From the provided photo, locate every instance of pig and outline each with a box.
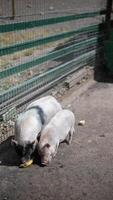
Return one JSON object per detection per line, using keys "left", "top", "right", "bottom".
{"left": 12, "top": 96, "right": 62, "bottom": 164}
{"left": 38, "top": 109, "right": 75, "bottom": 165}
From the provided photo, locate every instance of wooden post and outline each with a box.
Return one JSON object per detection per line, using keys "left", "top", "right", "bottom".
{"left": 11, "top": 0, "right": 15, "bottom": 19}
{"left": 105, "top": 0, "right": 112, "bottom": 39}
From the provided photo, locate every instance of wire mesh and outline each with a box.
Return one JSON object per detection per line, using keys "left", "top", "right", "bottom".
{"left": 0, "top": 0, "right": 108, "bottom": 143}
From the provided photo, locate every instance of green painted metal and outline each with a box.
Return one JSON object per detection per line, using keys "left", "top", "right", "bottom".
{"left": 104, "top": 30, "right": 113, "bottom": 72}
{"left": 0, "top": 10, "right": 105, "bottom": 33}
{"left": 110, "top": 29, "right": 113, "bottom": 40}
{"left": 0, "top": 50, "right": 96, "bottom": 103}
{"left": 0, "top": 24, "right": 99, "bottom": 56}
{"left": 104, "top": 40, "right": 113, "bottom": 71}
{"left": 0, "top": 36, "right": 103, "bottom": 79}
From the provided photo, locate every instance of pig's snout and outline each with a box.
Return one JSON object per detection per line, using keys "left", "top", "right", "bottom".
{"left": 41, "top": 160, "right": 49, "bottom": 166}
{"left": 41, "top": 158, "right": 49, "bottom": 166}
{"left": 21, "top": 156, "right": 30, "bottom": 164}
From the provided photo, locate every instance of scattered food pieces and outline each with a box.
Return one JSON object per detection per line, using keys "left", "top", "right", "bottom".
{"left": 88, "top": 139, "right": 92, "bottom": 143}
{"left": 19, "top": 159, "right": 33, "bottom": 168}
{"left": 99, "top": 134, "right": 105, "bottom": 138}
{"left": 59, "top": 164, "right": 64, "bottom": 168}
{"left": 78, "top": 120, "right": 85, "bottom": 126}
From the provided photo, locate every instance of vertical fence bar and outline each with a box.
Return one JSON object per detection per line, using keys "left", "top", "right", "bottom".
{"left": 105, "top": 0, "right": 112, "bottom": 39}
{"left": 11, "top": 0, "right": 15, "bottom": 19}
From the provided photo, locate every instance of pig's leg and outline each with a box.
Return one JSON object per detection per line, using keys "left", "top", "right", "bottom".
{"left": 66, "top": 127, "right": 75, "bottom": 145}
{"left": 52, "top": 143, "right": 59, "bottom": 158}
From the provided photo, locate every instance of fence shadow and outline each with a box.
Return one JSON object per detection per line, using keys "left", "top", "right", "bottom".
{"left": 94, "top": 20, "right": 113, "bottom": 83}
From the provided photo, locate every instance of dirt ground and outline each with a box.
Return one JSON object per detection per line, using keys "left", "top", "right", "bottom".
{"left": 1, "top": 78, "right": 113, "bottom": 200}
{"left": 0, "top": 0, "right": 106, "bottom": 22}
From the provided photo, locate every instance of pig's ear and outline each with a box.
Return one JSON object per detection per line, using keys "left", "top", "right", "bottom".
{"left": 31, "top": 140, "right": 37, "bottom": 148}
{"left": 11, "top": 139, "right": 18, "bottom": 146}
{"left": 31, "top": 140, "right": 35, "bottom": 145}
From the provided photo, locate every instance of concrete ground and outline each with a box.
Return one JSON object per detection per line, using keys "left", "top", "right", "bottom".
{"left": 1, "top": 78, "right": 113, "bottom": 200}
{"left": 0, "top": 0, "right": 106, "bottom": 22}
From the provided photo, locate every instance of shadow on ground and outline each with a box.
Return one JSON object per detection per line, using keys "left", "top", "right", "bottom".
{"left": 0, "top": 136, "right": 20, "bottom": 166}
{"left": 0, "top": 136, "right": 47, "bottom": 167}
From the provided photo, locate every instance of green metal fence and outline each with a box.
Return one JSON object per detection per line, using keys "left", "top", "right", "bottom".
{"left": 0, "top": 10, "right": 106, "bottom": 142}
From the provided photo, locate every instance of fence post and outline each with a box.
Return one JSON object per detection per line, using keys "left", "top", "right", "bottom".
{"left": 105, "top": 0, "right": 112, "bottom": 39}
{"left": 11, "top": 0, "right": 15, "bottom": 19}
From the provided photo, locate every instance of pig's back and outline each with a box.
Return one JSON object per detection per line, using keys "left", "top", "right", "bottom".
{"left": 15, "top": 110, "right": 41, "bottom": 144}
{"left": 41, "top": 109, "right": 75, "bottom": 142}
{"left": 51, "top": 109, "right": 75, "bottom": 127}
{"left": 27, "top": 96, "right": 62, "bottom": 124}
{"left": 27, "top": 96, "right": 53, "bottom": 108}
{"left": 52, "top": 110, "right": 75, "bottom": 142}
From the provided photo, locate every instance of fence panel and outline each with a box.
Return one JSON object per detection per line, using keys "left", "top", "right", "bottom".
{"left": 0, "top": 1, "right": 106, "bottom": 143}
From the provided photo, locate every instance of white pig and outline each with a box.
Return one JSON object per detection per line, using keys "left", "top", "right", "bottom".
{"left": 12, "top": 95, "right": 62, "bottom": 163}
{"left": 38, "top": 109, "right": 75, "bottom": 165}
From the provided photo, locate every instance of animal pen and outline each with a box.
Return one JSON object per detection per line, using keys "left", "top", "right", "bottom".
{"left": 0, "top": 0, "right": 113, "bottom": 143}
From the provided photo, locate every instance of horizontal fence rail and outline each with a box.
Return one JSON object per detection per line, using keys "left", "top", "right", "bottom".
{"left": 0, "top": 10, "right": 106, "bottom": 128}
{"left": 0, "top": 36, "right": 103, "bottom": 79}
{"left": 0, "top": 50, "right": 96, "bottom": 104}
{"left": 0, "top": 24, "right": 99, "bottom": 56}
{"left": 0, "top": 10, "right": 105, "bottom": 33}
{"left": 0, "top": 61, "right": 94, "bottom": 119}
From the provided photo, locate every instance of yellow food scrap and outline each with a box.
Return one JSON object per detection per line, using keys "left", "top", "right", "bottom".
{"left": 19, "top": 159, "right": 33, "bottom": 168}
